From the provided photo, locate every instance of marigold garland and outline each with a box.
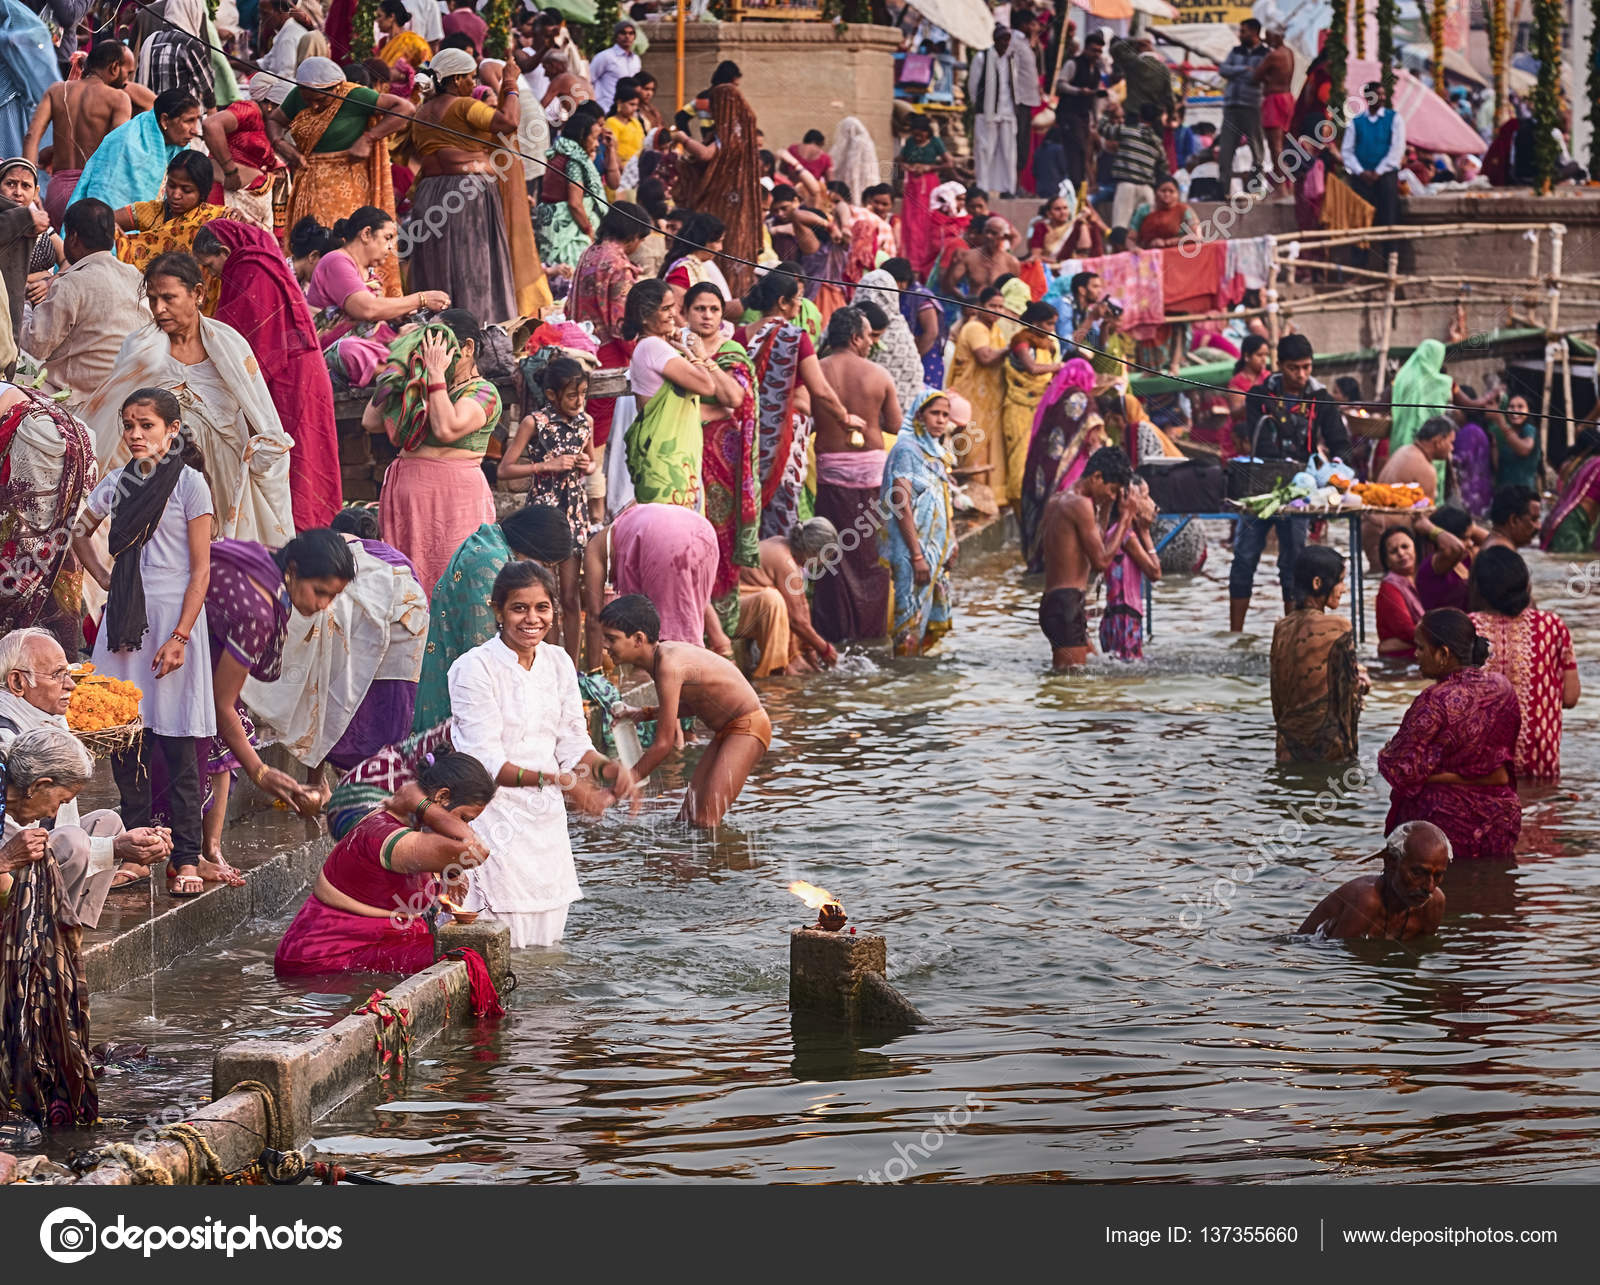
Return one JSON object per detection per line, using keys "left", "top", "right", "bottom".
{"left": 1589, "top": 0, "right": 1600, "bottom": 175}
{"left": 1530, "top": 0, "right": 1564, "bottom": 192}
{"left": 1376, "top": 0, "right": 1398, "bottom": 108}
{"left": 1328, "top": 0, "right": 1349, "bottom": 118}
{"left": 1488, "top": 0, "right": 1509, "bottom": 126}
{"left": 350, "top": 0, "right": 381, "bottom": 61}
{"left": 483, "top": 0, "right": 513, "bottom": 59}
{"left": 1353, "top": 0, "right": 1365, "bottom": 59}
{"left": 1429, "top": 0, "right": 1447, "bottom": 97}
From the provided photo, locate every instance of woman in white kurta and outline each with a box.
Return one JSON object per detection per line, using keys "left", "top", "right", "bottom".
{"left": 72, "top": 388, "right": 217, "bottom": 895}
{"left": 446, "top": 561, "right": 633, "bottom": 946}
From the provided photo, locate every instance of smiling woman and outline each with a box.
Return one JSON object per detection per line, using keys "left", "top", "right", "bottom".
{"left": 446, "top": 560, "right": 630, "bottom": 947}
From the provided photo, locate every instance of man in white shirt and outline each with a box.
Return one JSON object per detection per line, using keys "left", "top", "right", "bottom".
{"left": 588, "top": 20, "right": 641, "bottom": 112}
{"left": 968, "top": 25, "right": 1020, "bottom": 197}
{"left": 19, "top": 199, "right": 147, "bottom": 410}
{"left": 254, "top": 0, "right": 310, "bottom": 80}
{"left": 1010, "top": 13, "right": 1043, "bottom": 194}
{"left": 1341, "top": 81, "right": 1406, "bottom": 226}
{"left": 0, "top": 629, "right": 172, "bottom": 894}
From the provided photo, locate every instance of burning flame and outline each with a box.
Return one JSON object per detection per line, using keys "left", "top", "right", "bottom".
{"left": 788, "top": 880, "right": 838, "bottom": 910}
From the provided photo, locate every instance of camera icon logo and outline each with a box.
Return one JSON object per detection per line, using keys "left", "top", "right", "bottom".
{"left": 40, "top": 1208, "right": 98, "bottom": 1263}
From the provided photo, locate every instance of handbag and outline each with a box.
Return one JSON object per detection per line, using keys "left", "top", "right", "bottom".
{"left": 899, "top": 53, "right": 934, "bottom": 88}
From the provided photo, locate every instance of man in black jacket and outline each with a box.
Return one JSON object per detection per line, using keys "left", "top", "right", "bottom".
{"left": 1231, "top": 333, "right": 1352, "bottom": 631}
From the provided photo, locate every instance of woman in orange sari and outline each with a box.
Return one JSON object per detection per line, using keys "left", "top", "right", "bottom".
{"left": 406, "top": 48, "right": 549, "bottom": 322}
{"left": 267, "top": 57, "right": 414, "bottom": 296}
{"left": 671, "top": 81, "right": 762, "bottom": 301}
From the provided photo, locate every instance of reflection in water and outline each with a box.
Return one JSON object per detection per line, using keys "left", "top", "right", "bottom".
{"left": 84, "top": 537, "right": 1600, "bottom": 1182}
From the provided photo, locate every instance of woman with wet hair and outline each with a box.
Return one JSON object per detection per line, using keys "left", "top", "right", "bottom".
{"left": 1378, "top": 607, "right": 1522, "bottom": 859}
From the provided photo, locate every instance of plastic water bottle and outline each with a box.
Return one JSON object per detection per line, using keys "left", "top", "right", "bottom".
{"left": 610, "top": 703, "right": 643, "bottom": 772}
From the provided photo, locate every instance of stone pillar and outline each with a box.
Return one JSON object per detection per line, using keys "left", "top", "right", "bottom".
{"left": 789, "top": 926, "right": 926, "bottom": 1029}
{"left": 640, "top": 21, "right": 903, "bottom": 188}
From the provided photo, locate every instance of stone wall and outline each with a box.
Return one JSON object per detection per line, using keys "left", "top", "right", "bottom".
{"left": 639, "top": 20, "right": 902, "bottom": 190}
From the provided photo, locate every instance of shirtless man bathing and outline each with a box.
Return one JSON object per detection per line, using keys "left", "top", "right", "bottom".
{"left": 1038, "top": 445, "right": 1136, "bottom": 670}
{"left": 1299, "top": 820, "right": 1450, "bottom": 941}
{"left": 23, "top": 41, "right": 148, "bottom": 229}
{"left": 601, "top": 594, "right": 770, "bottom": 828}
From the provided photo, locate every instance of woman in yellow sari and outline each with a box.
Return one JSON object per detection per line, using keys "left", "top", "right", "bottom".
{"left": 113, "top": 151, "right": 226, "bottom": 271}
{"left": 114, "top": 152, "right": 227, "bottom": 310}
{"left": 947, "top": 284, "right": 1009, "bottom": 496}
{"left": 375, "top": 1, "right": 433, "bottom": 69}
{"left": 406, "top": 48, "right": 549, "bottom": 322}
{"left": 268, "top": 57, "right": 414, "bottom": 296}
{"left": 1001, "top": 301, "right": 1063, "bottom": 505}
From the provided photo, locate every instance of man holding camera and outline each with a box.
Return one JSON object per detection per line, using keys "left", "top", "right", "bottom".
{"left": 1230, "top": 333, "right": 1352, "bottom": 631}
{"left": 1067, "top": 270, "right": 1120, "bottom": 358}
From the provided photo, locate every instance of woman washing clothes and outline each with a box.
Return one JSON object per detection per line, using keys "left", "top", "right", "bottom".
{"left": 274, "top": 749, "right": 495, "bottom": 975}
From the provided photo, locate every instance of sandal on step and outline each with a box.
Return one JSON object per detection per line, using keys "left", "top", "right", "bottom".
{"left": 167, "top": 869, "right": 204, "bottom": 898}
{"left": 111, "top": 864, "right": 151, "bottom": 890}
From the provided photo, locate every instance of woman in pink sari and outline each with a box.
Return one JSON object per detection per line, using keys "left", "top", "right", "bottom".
{"left": 1018, "top": 359, "right": 1105, "bottom": 572}
{"left": 897, "top": 115, "right": 946, "bottom": 278}
{"left": 193, "top": 219, "right": 343, "bottom": 529}
{"left": 1378, "top": 608, "right": 1522, "bottom": 860}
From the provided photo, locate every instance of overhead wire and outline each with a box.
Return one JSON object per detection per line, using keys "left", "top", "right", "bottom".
{"left": 119, "top": 12, "right": 1597, "bottom": 430}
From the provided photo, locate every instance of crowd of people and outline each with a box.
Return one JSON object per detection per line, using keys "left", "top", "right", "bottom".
{"left": 0, "top": 2, "right": 1596, "bottom": 1132}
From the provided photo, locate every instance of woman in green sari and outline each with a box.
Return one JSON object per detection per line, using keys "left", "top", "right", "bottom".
{"left": 621, "top": 279, "right": 741, "bottom": 513}
{"left": 684, "top": 281, "right": 762, "bottom": 634}
{"left": 409, "top": 506, "right": 574, "bottom": 734}
{"left": 536, "top": 111, "right": 604, "bottom": 272}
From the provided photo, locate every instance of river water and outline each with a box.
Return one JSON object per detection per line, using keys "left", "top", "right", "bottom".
{"left": 88, "top": 528, "right": 1600, "bottom": 1183}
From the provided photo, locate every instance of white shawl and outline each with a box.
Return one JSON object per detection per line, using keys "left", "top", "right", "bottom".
{"left": 240, "top": 539, "right": 429, "bottom": 767}
{"left": 78, "top": 318, "right": 294, "bottom": 548}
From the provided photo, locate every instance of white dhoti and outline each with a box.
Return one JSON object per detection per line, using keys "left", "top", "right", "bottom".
{"left": 974, "top": 115, "right": 1018, "bottom": 195}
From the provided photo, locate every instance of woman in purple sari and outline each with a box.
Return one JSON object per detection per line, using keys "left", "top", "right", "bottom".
{"left": 200, "top": 531, "right": 356, "bottom": 873}
{"left": 1451, "top": 419, "right": 1494, "bottom": 519}
{"left": 1378, "top": 607, "right": 1522, "bottom": 860}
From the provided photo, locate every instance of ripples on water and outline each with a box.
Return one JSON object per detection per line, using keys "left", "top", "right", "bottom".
{"left": 91, "top": 527, "right": 1600, "bottom": 1182}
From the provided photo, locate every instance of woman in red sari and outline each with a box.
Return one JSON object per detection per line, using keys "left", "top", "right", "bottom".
{"left": 275, "top": 750, "right": 496, "bottom": 975}
{"left": 897, "top": 115, "right": 946, "bottom": 278}
{"left": 193, "top": 220, "right": 343, "bottom": 529}
{"left": 1378, "top": 608, "right": 1522, "bottom": 860}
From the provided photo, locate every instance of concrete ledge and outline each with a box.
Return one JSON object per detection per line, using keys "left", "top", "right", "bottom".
{"left": 80, "top": 924, "right": 512, "bottom": 1183}
{"left": 85, "top": 833, "right": 328, "bottom": 996}
{"left": 954, "top": 508, "right": 1016, "bottom": 559}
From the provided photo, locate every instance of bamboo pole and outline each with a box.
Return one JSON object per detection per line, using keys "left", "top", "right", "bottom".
{"left": 1562, "top": 338, "right": 1576, "bottom": 447}
{"left": 1374, "top": 251, "right": 1400, "bottom": 395}
{"left": 1264, "top": 234, "right": 1280, "bottom": 354}
{"left": 1542, "top": 223, "right": 1564, "bottom": 443}
{"left": 1282, "top": 221, "right": 1559, "bottom": 251}
{"left": 675, "top": 0, "right": 686, "bottom": 112}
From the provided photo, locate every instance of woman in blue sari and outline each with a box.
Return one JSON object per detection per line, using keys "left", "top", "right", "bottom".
{"left": 409, "top": 505, "right": 573, "bottom": 734}
{"left": 73, "top": 87, "right": 204, "bottom": 212}
{"left": 881, "top": 389, "right": 957, "bottom": 656}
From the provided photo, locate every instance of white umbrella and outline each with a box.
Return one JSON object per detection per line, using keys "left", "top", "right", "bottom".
{"left": 899, "top": 0, "right": 994, "bottom": 50}
{"left": 1130, "top": 0, "right": 1180, "bottom": 17}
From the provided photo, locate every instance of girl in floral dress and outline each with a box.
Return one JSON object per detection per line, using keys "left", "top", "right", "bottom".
{"left": 497, "top": 358, "right": 594, "bottom": 662}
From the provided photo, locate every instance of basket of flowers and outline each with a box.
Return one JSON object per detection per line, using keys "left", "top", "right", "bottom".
{"left": 65, "top": 665, "right": 144, "bottom": 757}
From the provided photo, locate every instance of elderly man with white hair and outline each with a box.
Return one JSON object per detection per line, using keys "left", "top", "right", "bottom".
{"left": 0, "top": 628, "right": 171, "bottom": 888}
{"left": 1299, "top": 820, "right": 1452, "bottom": 941}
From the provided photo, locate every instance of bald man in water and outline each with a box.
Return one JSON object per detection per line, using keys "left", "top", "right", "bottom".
{"left": 1299, "top": 821, "right": 1450, "bottom": 941}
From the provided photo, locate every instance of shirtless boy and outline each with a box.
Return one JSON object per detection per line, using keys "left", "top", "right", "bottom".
{"left": 600, "top": 594, "right": 769, "bottom": 828}
{"left": 23, "top": 42, "right": 136, "bottom": 226}
{"left": 1038, "top": 445, "right": 1134, "bottom": 669}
